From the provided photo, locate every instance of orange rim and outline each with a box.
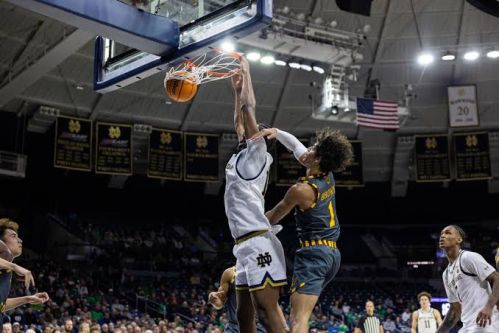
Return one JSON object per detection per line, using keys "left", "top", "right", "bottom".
{"left": 183, "top": 48, "right": 241, "bottom": 77}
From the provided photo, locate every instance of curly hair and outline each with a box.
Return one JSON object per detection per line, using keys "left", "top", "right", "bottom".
{"left": 315, "top": 128, "right": 353, "bottom": 173}
{"left": 0, "top": 218, "right": 19, "bottom": 241}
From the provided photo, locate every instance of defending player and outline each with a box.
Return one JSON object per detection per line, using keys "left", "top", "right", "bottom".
{"left": 258, "top": 127, "right": 353, "bottom": 333}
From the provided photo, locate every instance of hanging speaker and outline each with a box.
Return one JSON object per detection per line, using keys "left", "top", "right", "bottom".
{"left": 467, "top": 0, "right": 499, "bottom": 18}
{"left": 336, "top": 0, "right": 373, "bottom": 17}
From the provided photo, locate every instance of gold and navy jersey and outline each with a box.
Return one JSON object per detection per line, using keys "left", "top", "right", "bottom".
{"left": 0, "top": 269, "right": 12, "bottom": 313}
{"left": 294, "top": 172, "right": 340, "bottom": 242}
{"left": 496, "top": 247, "right": 498, "bottom": 270}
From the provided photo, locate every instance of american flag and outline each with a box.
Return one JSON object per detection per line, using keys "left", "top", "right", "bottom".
{"left": 356, "top": 97, "right": 399, "bottom": 130}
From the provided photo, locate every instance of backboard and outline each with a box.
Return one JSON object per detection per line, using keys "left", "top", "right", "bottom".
{"left": 94, "top": 0, "right": 272, "bottom": 93}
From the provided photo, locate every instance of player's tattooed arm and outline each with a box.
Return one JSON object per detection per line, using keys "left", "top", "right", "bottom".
{"left": 436, "top": 302, "right": 461, "bottom": 333}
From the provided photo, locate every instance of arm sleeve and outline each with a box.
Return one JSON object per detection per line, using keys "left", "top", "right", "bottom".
{"left": 442, "top": 270, "right": 459, "bottom": 303}
{"left": 461, "top": 251, "right": 495, "bottom": 282}
{"left": 235, "top": 137, "right": 267, "bottom": 180}
{"left": 275, "top": 129, "right": 308, "bottom": 161}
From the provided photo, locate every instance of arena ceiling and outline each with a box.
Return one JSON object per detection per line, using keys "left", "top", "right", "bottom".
{"left": 1, "top": 0, "right": 499, "bottom": 183}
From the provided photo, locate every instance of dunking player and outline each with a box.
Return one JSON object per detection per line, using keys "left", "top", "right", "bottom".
{"left": 224, "top": 57, "right": 287, "bottom": 333}
{"left": 208, "top": 266, "right": 266, "bottom": 333}
{"left": 0, "top": 218, "right": 50, "bottom": 325}
{"left": 257, "top": 127, "right": 353, "bottom": 333}
{"left": 411, "top": 292, "right": 442, "bottom": 333}
{"left": 437, "top": 225, "right": 499, "bottom": 333}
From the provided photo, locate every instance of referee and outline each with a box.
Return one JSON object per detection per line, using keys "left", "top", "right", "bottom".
{"left": 354, "top": 301, "right": 384, "bottom": 333}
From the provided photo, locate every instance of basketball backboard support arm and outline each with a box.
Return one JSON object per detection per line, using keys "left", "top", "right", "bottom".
{"left": 94, "top": 0, "right": 272, "bottom": 93}
{"left": 7, "top": 0, "right": 179, "bottom": 56}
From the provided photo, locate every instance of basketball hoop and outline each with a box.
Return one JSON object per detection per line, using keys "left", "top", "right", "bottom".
{"left": 163, "top": 48, "right": 241, "bottom": 86}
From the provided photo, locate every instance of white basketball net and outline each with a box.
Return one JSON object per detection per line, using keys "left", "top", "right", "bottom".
{"left": 164, "top": 49, "right": 241, "bottom": 86}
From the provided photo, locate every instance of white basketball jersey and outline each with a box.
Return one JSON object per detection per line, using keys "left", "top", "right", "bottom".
{"left": 224, "top": 140, "right": 273, "bottom": 239}
{"left": 417, "top": 308, "right": 437, "bottom": 333}
{"left": 443, "top": 250, "right": 498, "bottom": 332}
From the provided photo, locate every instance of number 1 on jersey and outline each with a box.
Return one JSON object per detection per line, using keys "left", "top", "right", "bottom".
{"left": 328, "top": 201, "right": 335, "bottom": 228}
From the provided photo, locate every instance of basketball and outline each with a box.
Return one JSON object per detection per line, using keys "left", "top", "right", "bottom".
{"left": 165, "top": 79, "right": 198, "bottom": 102}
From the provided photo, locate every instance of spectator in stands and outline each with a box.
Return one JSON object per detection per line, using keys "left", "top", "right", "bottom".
{"left": 383, "top": 317, "right": 397, "bottom": 333}
{"left": 63, "top": 319, "right": 76, "bottom": 333}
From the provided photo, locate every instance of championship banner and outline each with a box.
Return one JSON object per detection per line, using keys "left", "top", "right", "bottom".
{"left": 147, "top": 129, "right": 182, "bottom": 180}
{"left": 95, "top": 122, "right": 132, "bottom": 175}
{"left": 275, "top": 138, "right": 308, "bottom": 186}
{"left": 453, "top": 132, "right": 492, "bottom": 181}
{"left": 335, "top": 141, "right": 363, "bottom": 187}
{"left": 54, "top": 116, "right": 92, "bottom": 171}
{"left": 415, "top": 135, "right": 450, "bottom": 182}
{"left": 448, "top": 85, "right": 479, "bottom": 127}
{"left": 184, "top": 133, "right": 219, "bottom": 182}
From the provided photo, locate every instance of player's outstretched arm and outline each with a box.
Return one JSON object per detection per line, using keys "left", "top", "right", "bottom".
{"left": 257, "top": 128, "right": 307, "bottom": 164}
{"left": 436, "top": 302, "right": 461, "bottom": 333}
{"left": 6, "top": 292, "right": 49, "bottom": 311}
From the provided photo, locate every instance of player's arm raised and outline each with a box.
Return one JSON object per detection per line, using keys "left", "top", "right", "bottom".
{"left": 238, "top": 57, "right": 258, "bottom": 138}
{"left": 256, "top": 128, "right": 308, "bottom": 165}
{"left": 230, "top": 71, "right": 245, "bottom": 142}
{"left": 436, "top": 302, "right": 461, "bottom": 333}
{"left": 266, "top": 182, "right": 316, "bottom": 225}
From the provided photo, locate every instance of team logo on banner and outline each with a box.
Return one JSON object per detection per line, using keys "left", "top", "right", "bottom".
{"left": 147, "top": 129, "right": 182, "bottom": 180}
{"left": 96, "top": 123, "right": 132, "bottom": 175}
{"left": 160, "top": 131, "right": 172, "bottom": 145}
{"left": 108, "top": 126, "right": 121, "bottom": 139}
{"left": 196, "top": 135, "right": 208, "bottom": 149}
{"left": 184, "top": 133, "right": 219, "bottom": 182}
{"left": 54, "top": 116, "right": 92, "bottom": 172}
{"left": 465, "top": 135, "right": 478, "bottom": 148}
{"left": 425, "top": 137, "right": 438, "bottom": 150}
{"left": 447, "top": 85, "right": 479, "bottom": 127}
{"left": 68, "top": 120, "right": 81, "bottom": 133}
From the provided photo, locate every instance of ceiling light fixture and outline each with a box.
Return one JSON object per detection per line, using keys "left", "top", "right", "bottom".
{"left": 417, "top": 53, "right": 434, "bottom": 65}
{"left": 300, "top": 64, "right": 312, "bottom": 71}
{"left": 486, "top": 50, "right": 499, "bottom": 59}
{"left": 260, "top": 55, "right": 275, "bottom": 65}
{"left": 246, "top": 52, "right": 261, "bottom": 62}
{"left": 463, "top": 51, "right": 480, "bottom": 61}
{"left": 441, "top": 52, "right": 456, "bottom": 61}
{"left": 221, "top": 41, "right": 235, "bottom": 52}
{"left": 312, "top": 66, "right": 325, "bottom": 74}
{"left": 274, "top": 59, "right": 287, "bottom": 66}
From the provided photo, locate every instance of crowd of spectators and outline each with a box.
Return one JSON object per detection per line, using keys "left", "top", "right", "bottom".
{"left": 5, "top": 216, "right": 494, "bottom": 333}
{"left": 5, "top": 258, "right": 439, "bottom": 333}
